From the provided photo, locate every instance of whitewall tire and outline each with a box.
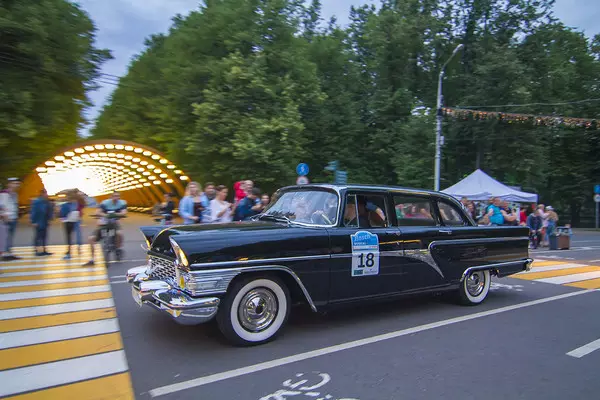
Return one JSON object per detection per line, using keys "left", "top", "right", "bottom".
{"left": 458, "top": 269, "right": 491, "bottom": 305}
{"left": 217, "top": 276, "right": 290, "bottom": 346}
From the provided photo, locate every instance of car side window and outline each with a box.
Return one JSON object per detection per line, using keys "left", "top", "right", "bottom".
{"left": 393, "top": 195, "right": 436, "bottom": 227}
{"left": 343, "top": 194, "right": 388, "bottom": 228}
{"left": 437, "top": 201, "right": 466, "bottom": 226}
{"left": 343, "top": 195, "right": 358, "bottom": 227}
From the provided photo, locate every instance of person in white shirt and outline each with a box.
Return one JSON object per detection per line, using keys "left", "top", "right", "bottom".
{"left": 0, "top": 178, "right": 21, "bottom": 261}
{"left": 210, "top": 185, "right": 234, "bottom": 223}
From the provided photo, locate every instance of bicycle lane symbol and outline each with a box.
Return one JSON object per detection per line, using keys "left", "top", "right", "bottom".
{"left": 259, "top": 372, "right": 359, "bottom": 400}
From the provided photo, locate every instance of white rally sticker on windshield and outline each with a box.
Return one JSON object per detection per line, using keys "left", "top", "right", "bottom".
{"left": 351, "top": 231, "right": 380, "bottom": 277}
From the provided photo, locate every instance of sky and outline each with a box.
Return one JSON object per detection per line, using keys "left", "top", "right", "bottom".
{"left": 77, "top": 0, "right": 600, "bottom": 135}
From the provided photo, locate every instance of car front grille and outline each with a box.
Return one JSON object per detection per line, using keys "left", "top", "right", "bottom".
{"left": 148, "top": 255, "right": 176, "bottom": 280}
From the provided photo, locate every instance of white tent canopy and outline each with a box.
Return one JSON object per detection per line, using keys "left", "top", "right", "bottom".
{"left": 442, "top": 169, "right": 538, "bottom": 202}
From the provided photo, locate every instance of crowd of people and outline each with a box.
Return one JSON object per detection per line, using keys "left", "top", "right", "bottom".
{"left": 153, "top": 180, "right": 271, "bottom": 225}
{"left": 461, "top": 197, "right": 561, "bottom": 249}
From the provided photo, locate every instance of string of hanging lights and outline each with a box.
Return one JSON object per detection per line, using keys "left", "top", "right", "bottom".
{"left": 442, "top": 107, "right": 599, "bottom": 129}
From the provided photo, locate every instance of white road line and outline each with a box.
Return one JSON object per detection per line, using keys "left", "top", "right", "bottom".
{"left": 148, "top": 290, "right": 596, "bottom": 398}
{"left": 566, "top": 338, "right": 600, "bottom": 358}
{"left": 110, "top": 280, "right": 128, "bottom": 284}
{"left": 517, "top": 263, "right": 587, "bottom": 274}
{"left": 110, "top": 275, "right": 126, "bottom": 279}
{"left": 0, "top": 267, "right": 104, "bottom": 277}
{"left": 0, "top": 318, "right": 120, "bottom": 349}
{"left": 0, "top": 275, "right": 107, "bottom": 289}
{"left": 0, "top": 285, "right": 111, "bottom": 301}
{"left": 537, "top": 271, "right": 600, "bottom": 284}
{"left": 0, "top": 350, "right": 129, "bottom": 398}
{"left": 0, "top": 299, "right": 114, "bottom": 320}
{"left": 534, "top": 246, "right": 600, "bottom": 254}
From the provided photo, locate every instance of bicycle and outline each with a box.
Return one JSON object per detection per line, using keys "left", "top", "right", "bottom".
{"left": 94, "top": 213, "right": 126, "bottom": 263}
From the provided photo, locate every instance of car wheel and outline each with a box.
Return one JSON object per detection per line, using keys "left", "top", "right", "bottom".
{"left": 458, "top": 269, "right": 491, "bottom": 305}
{"left": 217, "top": 276, "right": 290, "bottom": 346}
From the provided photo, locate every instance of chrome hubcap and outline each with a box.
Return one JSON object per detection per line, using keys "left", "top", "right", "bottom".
{"left": 466, "top": 271, "right": 485, "bottom": 297}
{"left": 238, "top": 288, "right": 278, "bottom": 332}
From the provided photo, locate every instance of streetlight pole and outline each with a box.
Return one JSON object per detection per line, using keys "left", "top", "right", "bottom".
{"left": 434, "top": 43, "right": 464, "bottom": 191}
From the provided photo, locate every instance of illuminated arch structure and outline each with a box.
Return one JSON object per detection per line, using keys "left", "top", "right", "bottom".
{"left": 20, "top": 140, "right": 190, "bottom": 207}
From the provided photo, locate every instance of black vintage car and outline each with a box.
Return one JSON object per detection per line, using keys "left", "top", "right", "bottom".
{"left": 127, "top": 184, "right": 532, "bottom": 345}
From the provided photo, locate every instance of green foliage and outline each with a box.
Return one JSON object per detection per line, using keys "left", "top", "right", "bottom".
{"left": 0, "top": 0, "right": 111, "bottom": 180}
{"left": 89, "top": 0, "right": 600, "bottom": 224}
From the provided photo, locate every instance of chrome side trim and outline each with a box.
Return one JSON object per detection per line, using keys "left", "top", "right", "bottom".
{"left": 403, "top": 249, "right": 444, "bottom": 278}
{"left": 461, "top": 258, "right": 533, "bottom": 282}
{"left": 430, "top": 236, "right": 529, "bottom": 246}
{"left": 190, "top": 254, "right": 331, "bottom": 269}
{"left": 185, "top": 265, "right": 318, "bottom": 312}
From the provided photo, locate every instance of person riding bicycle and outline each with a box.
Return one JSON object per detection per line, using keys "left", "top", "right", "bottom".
{"left": 83, "top": 191, "right": 127, "bottom": 266}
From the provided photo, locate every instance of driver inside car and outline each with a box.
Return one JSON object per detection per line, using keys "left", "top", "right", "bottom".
{"left": 83, "top": 191, "right": 127, "bottom": 266}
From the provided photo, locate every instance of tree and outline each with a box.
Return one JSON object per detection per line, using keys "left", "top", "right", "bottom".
{"left": 0, "top": 0, "right": 111, "bottom": 180}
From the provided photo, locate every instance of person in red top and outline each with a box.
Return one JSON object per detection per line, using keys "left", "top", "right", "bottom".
{"left": 519, "top": 204, "right": 529, "bottom": 226}
{"left": 233, "top": 181, "right": 246, "bottom": 204}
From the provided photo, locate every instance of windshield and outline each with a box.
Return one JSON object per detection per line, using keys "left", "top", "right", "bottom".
{"left": 262, "top": 189, "right": 339, "bottom": 226}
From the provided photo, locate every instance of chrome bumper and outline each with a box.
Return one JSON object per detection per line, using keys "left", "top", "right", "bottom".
{"left": 127, "top": 266, "right": 220, "bottom": 325}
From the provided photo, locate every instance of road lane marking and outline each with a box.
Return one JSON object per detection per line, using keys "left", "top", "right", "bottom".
{"left": 0, "top": 291, "right": 112, "bottom": 310}
{"left": 515, "top": 266, "right": 600, "bottom": 280}
{"left": 0, "top": 245, "right": 134, "bottom": 398}
{"left": 0, "top": 275, "right": 107, "bottom": 289}
{"left": 0, "top": 285, "right": 111, "bottom": 302}
{"left": 0, "top": 267, "right": 105, "bottom": 278}
{"left": 537, "top": 271, "right": 600, "bottom": 284}
{"left": 567, "top": 278, "right": 600, "bottom": 289}
{"left": 0, "top": 308, "right": 116, "bottom": 333}
{"left": 148, "top": 289, "right": 596, "bottom": 397}
{"left": 0, "top": 270, "right": 106, "bottom": 283}
{"left": 531, "top": 261, "right": 569, "bottom": 267}
{"left": 3, "top": 372, "right": 134, "bottom": 400}
{"left": 0, "top": 318, "right": 120, "bottom": 349}
{"left": 0, "top": 350, "right": 129, "bottom": 398}
{"left": 0, "top": 279, "right": 110, "bottom": 294}
{"left": 518, "top": 263, "right": 586, "bottom": 274}
{"left": 0, "top": 332, "right": 123, "bottom": 370}
{"left": 0, "top": 299, "right": 115, "bottom": 320}
{"left": 566, "top": 337, "right": 600, "bottom": 358}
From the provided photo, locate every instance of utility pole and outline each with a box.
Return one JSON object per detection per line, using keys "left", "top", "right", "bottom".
{"left": 434, "top": 44, "right": 464, "bottom": 192}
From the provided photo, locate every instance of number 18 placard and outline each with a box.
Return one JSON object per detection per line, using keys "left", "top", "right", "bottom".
{"left": 350, "top": 231, "right": 380, "bottom": 277}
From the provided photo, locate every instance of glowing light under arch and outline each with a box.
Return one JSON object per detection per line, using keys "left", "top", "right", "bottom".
{"left": 33, "top": 141, "right": 189, "bottom": 197}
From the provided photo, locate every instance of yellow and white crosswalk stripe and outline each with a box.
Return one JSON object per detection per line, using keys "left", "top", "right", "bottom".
{"left": 0, "top": 245, "right": 134, "bottom": 399}
{"left": 512, "top": 260, "right": 600, "bottom": 289}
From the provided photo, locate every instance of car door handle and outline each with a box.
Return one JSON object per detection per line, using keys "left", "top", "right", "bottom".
{"left": 438, "top": 229, "right": 453, "bottom": 235}
{"left": 386, "top": 230, "right": 401, "bottom": 236}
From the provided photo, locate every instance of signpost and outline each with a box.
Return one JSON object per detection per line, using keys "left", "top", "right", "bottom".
{"left": 296, "top": 163, "right": 309, "bottom": 185}
{"left": 335, "top": 170, "right": 348, "bottom": 184}
{"left": 595, "top": 193, "right": 600, "bottom": 229}
{"left": 296, "top": 176, "right": 309, "bottom": 185}
{"left": 296, "top": 163, "right": 309, "bottom": 176}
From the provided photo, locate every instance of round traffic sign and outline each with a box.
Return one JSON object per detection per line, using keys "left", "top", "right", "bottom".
{"left": 595, "top": 194, "right": 600, "bottom": 203}
{"left": 296, "top": 163, "right": 309, "bottom": 176}
{"left": 296, "top": 176, "right": 309, "bottom": 185}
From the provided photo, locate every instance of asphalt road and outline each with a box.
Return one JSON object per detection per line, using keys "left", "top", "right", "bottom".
{"left": 9, "top": 215, "right": 600, "bottom": 400}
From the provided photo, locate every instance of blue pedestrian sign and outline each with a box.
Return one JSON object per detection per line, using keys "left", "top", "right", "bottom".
{"left": 296, "top": 163, "right": 309, "bottom": 176}
{"left": 595, "top": 184, "right": 600, "bottom": 194}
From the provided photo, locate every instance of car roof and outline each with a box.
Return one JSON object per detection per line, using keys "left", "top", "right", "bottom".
{"left": 278, "top": 183, "right": 454, "bottom": 199}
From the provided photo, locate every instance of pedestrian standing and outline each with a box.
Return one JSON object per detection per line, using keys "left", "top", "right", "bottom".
{"left": 59, "top": 190, "right": 81, "bottom": 260}
{"left": 179, "top": 182, "right": 209, "bottom": 224}
{"left": 210, "top": 185, "right": 234, "bottom": 223}
{"left": 30, "top": 189, "right": 54, "bottom": 256}
{"left": 0, "top": 178, "right": 22, "bottom": 261}
{"left": 74, "top": 191, "right": 86, "bottom": 252}
{"left": 233, "top": 187, "right": 262, "bottom": 221}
